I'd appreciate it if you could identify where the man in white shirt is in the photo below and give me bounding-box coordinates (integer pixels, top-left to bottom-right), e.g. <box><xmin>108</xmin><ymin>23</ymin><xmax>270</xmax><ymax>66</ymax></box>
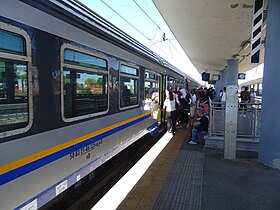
<box><xmin>250</xmin><ymin>88</ymin><xmax>256</xmax><ymax>103</ymax></box>
<box><xmin>180</xmin><ymin>88</ymin><xmax>186</xmax><ymax>99</ymax></box>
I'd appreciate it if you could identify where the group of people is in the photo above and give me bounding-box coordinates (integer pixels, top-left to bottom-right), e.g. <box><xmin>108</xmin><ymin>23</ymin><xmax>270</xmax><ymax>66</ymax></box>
<box><xmin>161</xmin><ymin>86</ymin><xmax>257</xmax><ymax>145</ymax></box>
<box><xmin>239</xmin><ymin>87</ymin><xmax>256</xmax><ymax>107</ymax></box>
<box><xmin>162</xmin><ymin>87</ymin><xmax>209</xmax><ymax>144</ymax></box>
<box><xmin>162</xmin><ymin>90</ymin><xmax>189</xmax><ymax>135</ymax></box>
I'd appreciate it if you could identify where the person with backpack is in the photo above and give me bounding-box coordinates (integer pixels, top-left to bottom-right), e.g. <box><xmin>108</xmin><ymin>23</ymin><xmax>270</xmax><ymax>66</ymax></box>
<box><xmin>176</xmin><ymin>91</ymin><xmax>188</xmax><ymax>127</ymax></box>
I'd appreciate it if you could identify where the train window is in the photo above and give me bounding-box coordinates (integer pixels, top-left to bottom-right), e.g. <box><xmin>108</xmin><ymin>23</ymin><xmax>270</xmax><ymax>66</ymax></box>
<box><xmin>167</xmin><ymin>76</ymin><xmax>175</xmax><ymax>92</ymax></box>
<box><xmin>0</xmin><ymin>24</ymin><xmax>32</xmax><ymax>137</ymax></box>
<box><xmin>120</xmin><ymin>65</ymin><xmax>138</xmax><ymax>76</ymax></box>
<box><xmin>144</xmin><ymin>71</ymin><xmax>159</xmax><ymax>103</ymax></box>
<box><xmin>64</xmin><ymin>49</ymin><xmax>106</xmax><ymax>71</ymax></box>
<box><xmin>144</xmin><ymin>71</ymin><xmax>160</xmax><ymax>119</ymax></box>
<box><xmin>0</xmin><ymin>30</ymin><xmax>25</xmax><ymax>55</ymax></box>
<box><xmin>119</xmin><ymin>64</ymin><xmax>139</xmax><ymax>109</ymax></box>
<box><xmin>175</xmin><ymin>79</ymin><xmax>183</xmax><ymax>91</ymax></box>
<box><xmin>62</xmin><ymin>46</ymin><xmax>109</xmax><ymax>121</ymax></box>
<box><xmin>0</xmin><ymin>61</ymin><xmax>28</xmax><ymax>132</ymax></box>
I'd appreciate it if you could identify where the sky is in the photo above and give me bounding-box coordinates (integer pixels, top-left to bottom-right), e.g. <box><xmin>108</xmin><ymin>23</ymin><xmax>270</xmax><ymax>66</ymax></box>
<box><xmin>238</xmin><ymin>63</ymin><xmax>263</xmax><ymax>85</ymax></box>
<box><xmin>79</xmin><ymin>0</ymin><xmax>202</xmax><ymax>83</ymax></box>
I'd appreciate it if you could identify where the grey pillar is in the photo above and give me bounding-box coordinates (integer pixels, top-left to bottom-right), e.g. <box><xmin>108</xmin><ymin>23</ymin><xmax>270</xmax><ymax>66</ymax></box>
<box><xmin>226</xmin><ymin>59</ymin><xmax>238</xmax><ymax>85</ymax></box>
<box><xmin>224</xmin><ymin>85</ymin><xmax>238</xmax><ymax>160</ymax></box>
<box><xmin>220</xmin><ymin>70</ymin><xmax>226</xmax><ymax>90</ymax></box>
<box><xmin>224</xmin><ymin>59</ymin><xmax>238</xmax><ymax>160</ymax></box>
<box><xmin>259</xmin><ymin>0</ymin><xmax>280</xmax><ymax>169</ymax></box>
<box><xmin>215</xmin><ymin>78</ymin><xmax>220</xmax><ymax>92</ymax></box>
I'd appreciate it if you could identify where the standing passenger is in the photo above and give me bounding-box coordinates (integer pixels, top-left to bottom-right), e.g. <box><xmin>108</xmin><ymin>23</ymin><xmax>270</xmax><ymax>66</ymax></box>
<box><xmin>176</xmin><ymin>91</ymin><xmax>188</xmax><ymax>126</ymax></box>
<box><xmin>163</xmin><ymin>91</ymin><xmax>177</xmax><ymax>135</ymax></box>
<box><xmin>180</xmin><ymin>87</ymin><xmax>187</xmax><ymax>99</ymax></box>
<box><xmin>250</xmin><ymin>88</ymin><xmax>256</xmax><ymax>103</ymax></box>
<box><xmin>221</xmin><ymin>87</ymin><xmax>226</xmax><ymax>108</ymax></box>
<box><xmin>190</xmin><ymin>90</ymin><xmax>197</xmax><ymax>118</ymax></box>
<box><xmin>240</xmin><ymin>87</ymin><xmax>251</xmax><ymax>108</ymax></box>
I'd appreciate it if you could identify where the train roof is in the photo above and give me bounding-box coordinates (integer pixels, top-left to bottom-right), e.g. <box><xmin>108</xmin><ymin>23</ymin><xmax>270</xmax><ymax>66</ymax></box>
<box><xmin>20</xmin><ymin>0</ymin><xmax>190</xmax><ymax>79</ymax></box>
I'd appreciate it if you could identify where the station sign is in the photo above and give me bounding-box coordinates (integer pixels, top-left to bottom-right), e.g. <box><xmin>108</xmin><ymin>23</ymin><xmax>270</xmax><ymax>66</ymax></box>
<box><xmin>238</xmin><ymin>73</ymin><xmax>246</xmax><ymax>80</ymax></box>
<box><xmin>212</xmin><ymin>75</ymin><xmax>220</xmax><ymax>81</ymax></box>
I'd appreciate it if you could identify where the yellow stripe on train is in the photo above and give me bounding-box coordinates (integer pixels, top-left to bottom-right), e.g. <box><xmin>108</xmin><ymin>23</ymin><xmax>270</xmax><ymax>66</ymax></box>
<box><xmin>0</xmin><ymin>112</ymin><xmax>151</xmax><ymax>175</ymax></box>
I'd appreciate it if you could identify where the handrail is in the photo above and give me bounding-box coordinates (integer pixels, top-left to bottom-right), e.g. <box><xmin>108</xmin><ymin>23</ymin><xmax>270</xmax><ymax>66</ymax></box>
<box><xmin>208</xmin><ymin>101</ymin><xmax>261</xmax><ymax>139</ymax></box>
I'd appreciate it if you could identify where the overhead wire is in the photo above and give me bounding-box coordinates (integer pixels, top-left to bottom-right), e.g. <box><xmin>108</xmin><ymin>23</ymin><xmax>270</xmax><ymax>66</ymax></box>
<box><xmin>169</xmin><ymin>40</ymin><xmax>173</xmax><ymax>58</ymax></box>
<box><xmin>150</xmin><ymin>27</ymin><xmax>159</xmax><ymax>41</ymax></box>
<box><xmin>148</xmin><ymin>39</ymin><xmax>165</xmax><ymax>47</ymax></box>
<box><xmin>169</xmin><ymin>40</ymin><xmax>181</xmax><ymax>55</ymax></box>
<box><xmin>97</xmin><ymin>0</ymin><xmax>179</xmax><ymax>62</ymax></box>
<box><xmin>143</xmin><ymin>0</ymin><xmax>155</xmax><ymax>20</ymax></box>
<box><xmin>132</xmin><ymin>0</ymin><xmax>164</xmax><ymax>34</ymax></box>
<box><xmin>98</xmin><ymin>0</ymin><xmax>151</xmax><ymax>41</ymax></box>
<box><xmin>132</xmin><ymin>0</ymin><xmax>181</xmax><ymax>58</ymax></box>
<box><xmin>133</xmin><ymin>0</ymin><xmax>177</xmax><ymax>56</ymax></box>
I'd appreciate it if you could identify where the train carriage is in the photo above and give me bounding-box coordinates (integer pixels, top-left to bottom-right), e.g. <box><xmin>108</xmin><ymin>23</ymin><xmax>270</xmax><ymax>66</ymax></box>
<box><xmin>0</xmin><ymin>1</ymin><xmax>199</xmax><ymax>209</ymax></box>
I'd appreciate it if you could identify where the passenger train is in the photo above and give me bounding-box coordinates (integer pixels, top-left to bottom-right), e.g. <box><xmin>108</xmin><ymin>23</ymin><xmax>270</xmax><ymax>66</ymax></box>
<box><xmin>0</xmin><ymin>1</ymin><xmax>199</xmax><ymax>209</ymax></box>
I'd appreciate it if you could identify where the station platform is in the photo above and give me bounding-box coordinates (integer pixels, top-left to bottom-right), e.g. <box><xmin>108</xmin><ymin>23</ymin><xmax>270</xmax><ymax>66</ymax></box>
<box><xmin>117</xmin><ymin>126</ymin><xmax>280</xmax><ymax>210</ymax></box>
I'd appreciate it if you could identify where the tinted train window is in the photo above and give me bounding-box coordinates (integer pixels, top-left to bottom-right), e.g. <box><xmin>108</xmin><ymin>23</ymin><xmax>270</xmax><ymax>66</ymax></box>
<box><xmin>167</xmin><ymin>76</ymin><xmax>175</xmax><ymax>92</ymax></box>
<box><xmin>0</xmin><ymin>30</ymin><xmax>29</xmax><ymax>133</ymax></box>
<box><xmin>144</xmin><ymin>71</ymin><xmax>159</xmax><ymax>102</ymax></box>
<box><xmin>144</xmin><ymin>71</ymin><xmax>160</xmax><ymax>119</ymax></box>
<box><xmin>64</xmin><ymin>49</ymin><xmax>106</xmax><ymax>70</ymax></box>
<box><xmin>119</xmin><ymin>64</ymin><xmax>139</xmax><ymax>108</ymax></box>
<box><xmin>62</xmin><ymin>48</ymin><xmax>108</xmax><ymax>120</ymax></box>
<box><xmin>0</xmin><ymin>30</ymin><xmax>25</xmax><ymax>54</ymax></box>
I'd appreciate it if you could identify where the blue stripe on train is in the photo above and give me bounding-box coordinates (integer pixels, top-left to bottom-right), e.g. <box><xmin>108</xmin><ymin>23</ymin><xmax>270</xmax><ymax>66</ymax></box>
<box><xmin>147</xmin><ymin>122</ymin><xmax>158</xmax><ymax>137</ymax></box>
<box><xmin>1</xmin><ymin>114</ymin><xmax>151</xmax><ymax>186</ymax></box>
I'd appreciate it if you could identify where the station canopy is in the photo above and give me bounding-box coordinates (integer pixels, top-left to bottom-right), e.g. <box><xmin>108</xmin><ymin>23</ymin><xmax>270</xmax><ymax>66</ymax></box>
<box><xmin>152</xmin><ymin>0</ymin><xmax>268</xmax><ymax>77</ymax></box>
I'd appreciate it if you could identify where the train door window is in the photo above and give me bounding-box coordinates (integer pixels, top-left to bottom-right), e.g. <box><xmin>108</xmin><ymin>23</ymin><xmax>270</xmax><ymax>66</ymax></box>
<box><xmin>144</xmin><ymin>70</ymin><xmax>160</xmax><ymax>119</ymax></box>
<box><xmin>144</xmin><ymin>71</ymin><xmax>159</xmax><ymax>102</ymax></box>
<box><xmin>119</xmin><ymin>64</ymin><xmax>139</xmax><ymax>109</ymax></box>
<box><xmin>167</xmin><ymin>76</ymin><xmax>175</xmax><ymax>92</ymax></box>
<box><xmin>144</xmin><ymin>71</ymin><xmax>159</xmax><ymax>107</ymax></box>
<box><xmin>61</xmin><ymin>45</ymin><xmax>109</xmax><ymax>121</ymax></box>
<box><xmin>0</xmin><ymin>24</ymin><xmax>32</xmax><ymax>138</ymax></box>
<box><xmin>175</xmin><ymin>79</ymin><xmax>183</xmax><ymax>91</ymax></box>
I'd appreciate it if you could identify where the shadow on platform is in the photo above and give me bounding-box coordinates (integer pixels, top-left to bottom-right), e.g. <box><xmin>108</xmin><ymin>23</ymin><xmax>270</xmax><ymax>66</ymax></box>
<box><xmin>202</xmin><ymin>148</ymin><xmax>280</xmax><ymax>210</ymax></box>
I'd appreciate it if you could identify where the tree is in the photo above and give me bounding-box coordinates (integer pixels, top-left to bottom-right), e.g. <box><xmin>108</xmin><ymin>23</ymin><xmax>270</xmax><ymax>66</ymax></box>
<box><xmin>96</xmin><ymin>77</ymin><xmax>103</xmax><ymax>85</ymax></box>
<box><xmin>85</xmin><ymin>78</ymin><xmax>96</xmax><ymax>86</ymax></box>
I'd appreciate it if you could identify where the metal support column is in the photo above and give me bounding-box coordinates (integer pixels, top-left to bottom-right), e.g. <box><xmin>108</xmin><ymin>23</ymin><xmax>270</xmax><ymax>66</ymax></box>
<box><xmin>224</xmin><ymin>85</ymin><xmax>238</xmax><ymax>159</ymax></box>
<box><xmin>224</xmin><ymin>59</ymin><xmax>238</xmax><ymax>160</ymax></box>
<box><xmin>215</xmin><ymin>79</ymin><xmax>221</xmax><ymax>93</ymax></box>
<box><xmin>259</xmin><ymin>0</ymin><xmax>280</xmax><ymax>169</ymax></box>
<box><xmin>220</xmin><ymin>70</ymin><xmax>226</xmax><ymax>90</ymax></box>
<box><xmin>226</xmin><ymin>59</ymin><xmax>239</xmax><ymax>85</ymax></box>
